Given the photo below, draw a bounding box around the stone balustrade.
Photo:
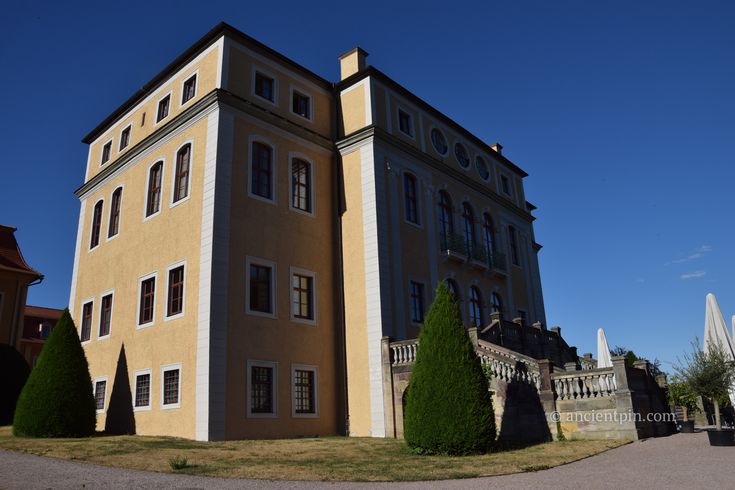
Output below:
[552,368,616,400]
[389,339,418,365]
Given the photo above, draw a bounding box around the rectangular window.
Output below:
[501,175,511,195]
[291,158,312,213]
[251,142,273,200]
[292,90,311,119]
[508,225,520,266]
[403,174,419,224]
[254,72,275,102]
[94,380,107,411]
[292,273,314,321]
[99,293,112,337]
[108,188,122,238]
[101,141,112,165]
[181,74,197,104]
[90,201,103,249]
[249,264,272,314]
[409,281,425,323]
[81,301,93,341]
[134,372,151,408]
[156,94,170,122]
[250,364,275,414]
[167,265,184,317]
[293,367,316,415]
[173,145,191,203]
[139,276,155,325]
[146,162,163,217]
[119,126,131,151]
[162,368,180,406]
[398,109,414,136]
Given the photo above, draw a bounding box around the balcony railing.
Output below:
[440,233,467,260]
[490,251,507,272]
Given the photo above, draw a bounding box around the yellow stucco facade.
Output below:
[71,22,547,440]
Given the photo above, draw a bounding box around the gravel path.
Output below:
[0,432,732,489]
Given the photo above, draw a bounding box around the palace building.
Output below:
[70,22,550,441]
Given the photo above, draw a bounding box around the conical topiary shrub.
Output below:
[13,309,96,437]
[403,282,496,454]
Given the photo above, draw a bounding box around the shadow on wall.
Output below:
[104,344,136,435]
[498,362,551,446]
[0,344,30,425]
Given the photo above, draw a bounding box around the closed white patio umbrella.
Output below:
[703,293,735,406]
[597,328,613,368]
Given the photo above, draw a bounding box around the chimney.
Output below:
[490,142,503,155]
[338,47,369,80]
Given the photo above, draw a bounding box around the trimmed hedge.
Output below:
[0,344,30,425]
[13,309,96,437]
[403,282,496,455]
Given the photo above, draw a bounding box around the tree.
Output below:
[667,378,699,422]
[403,282,496,455]
[675,339,735,431]
[13,309,96,437]
[610,346,638,368]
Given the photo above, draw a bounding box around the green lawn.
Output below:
[0,426,626,481]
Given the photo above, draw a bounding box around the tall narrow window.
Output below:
[483,213,495,261]
[501,175,511,195]
[491,292,503,314]
[139,276,155,325]
[135,373,151,408]
[398,109,413,136]
[508,225,520,266]
[294,368,316,414]
[249,264,272,314]
[292,273,314,321]
[162,368,180,406]
[438,190,453,248]
[90,200,103,249]
[251,142,273,200]
[81,301,93,341]
[119,126,131,151]
[254,72,275,102]
[94,380,107,411]
[403,174,419,224]
[101,141,112,165]
[167,265,185,317]
[291,158,312,212]
[182,74,197,104]
[99,293,113,337]
[156,94,170,122]
[108,188,122,238]
[250,365,274,414]
[292,90,311,119]
[173,145,191,203]
[409,281,425,323]
[445,279,460,303]
[146,161,163,217]
[462,202,475,254]
[469,286,483,327]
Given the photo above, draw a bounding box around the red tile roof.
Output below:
[0,225,42,278]
[24,305,64,320]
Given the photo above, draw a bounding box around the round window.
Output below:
[430,128,448,155]
[454,143,470,169]
[476,156,490,180]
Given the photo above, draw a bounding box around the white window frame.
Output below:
[245,256,277,319]
[401,171,422,229]
[252,66,278,107]
[397,107,415,139]
[179,70,199,107]
[247,135,277,205]
[106,184,124,242]
[93,376,109,414]
[170,140,194,208]
[97,289,114,340]
[164,260,186,321]
[133,368,153,412]
[246,360,278,418]
[88,198,105,252]
[100,138,113,166]
[289,85,313,122]
[118,123,132,152]
[288,152,315,217]
[143,158,166,221]
[160,363,182,409]
[155,91,173,125]
[136,271,158,329]
[289,267,317,326]
[79,297,94,344]
[291,364,319,418]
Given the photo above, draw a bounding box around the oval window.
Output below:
[454,143,470,169]
[430,128,448,155]
[476,156,490,180]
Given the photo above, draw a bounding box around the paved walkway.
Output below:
[0,432,732,489]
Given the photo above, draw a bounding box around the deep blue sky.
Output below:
[2,1,733,368]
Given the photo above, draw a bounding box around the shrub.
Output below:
[667,379,699,422]
[403,282,496,455]
[13,309,96,437]
[169,455,189,470]
[0,344,30,425]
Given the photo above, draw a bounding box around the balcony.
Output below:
[439,233,467,262]
[468,244,489,270]
[490,251,508,274]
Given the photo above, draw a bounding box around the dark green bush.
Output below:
[0,344,30,425]
[13,309,96,437]
[403,282,496,455]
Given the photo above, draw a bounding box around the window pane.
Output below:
[146,162,163,216]
[167,266,184,317]
[174,145,190,202]
[182,75,196,104]
[139,277,155,324]
[292,274,313,320]
[95,381,106,410]
[99,294,112,337]
[90,201,103,248]
[291,159,311,212]
[157,95,170,122]
[81,302,93,341]
[163,369,180,405]
[295,369,315,414]
[251,142,272,199]
[108,188,122,238]
[255,73,274,102]
[251,366,273,413]
[135,374,150,407]
[249,265,272,313]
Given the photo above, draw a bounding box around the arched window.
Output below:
[403,173,419,224]
[491,292,503,315]
[108,187,122,238]
[251,141,273,199]
[438,190,453,247]
[146,161,163,217]
[173,144,191,203]
[469,286,483,327]
[483,213,495,261]
[445,278,460,302]
[90,200,103,249]
[291,158,312,212]
[462,202,475,254]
